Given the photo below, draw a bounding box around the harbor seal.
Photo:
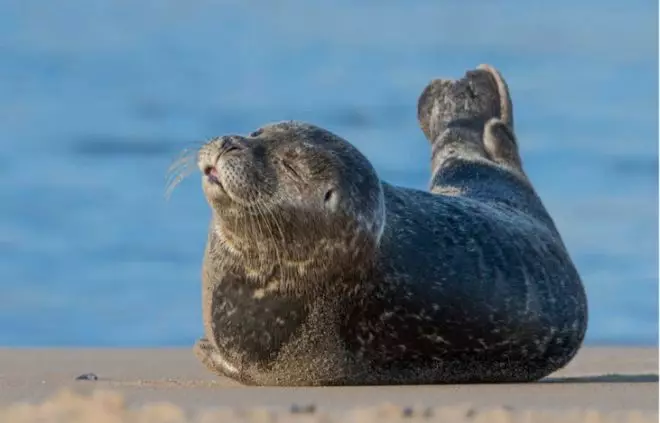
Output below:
[184,64,588,386]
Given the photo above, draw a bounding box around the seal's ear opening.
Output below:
[323,188,339,212]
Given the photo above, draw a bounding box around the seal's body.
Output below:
[190,65,588,386]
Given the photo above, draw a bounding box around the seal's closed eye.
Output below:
[281,160,302,181]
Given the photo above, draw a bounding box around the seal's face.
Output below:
[197,121,385,275]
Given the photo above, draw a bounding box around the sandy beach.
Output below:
[0,347,656,422]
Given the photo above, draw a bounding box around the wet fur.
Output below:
[189,64,588,386]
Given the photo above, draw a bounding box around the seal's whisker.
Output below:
[165,148,200,200]
[260,202,290,286]
[167,147,199,175]
[165,168,196,200]
[166,150,198,182]
[169,159,197,183]
[250,203,267,253]
[246,204,263,255]
[257,203,280,263]
[255,202,283,283]
[165,162,194,187]
[254,202,275,276]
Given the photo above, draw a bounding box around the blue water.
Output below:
[0,1,657,347]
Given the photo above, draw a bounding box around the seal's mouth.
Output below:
[203,166,222,187]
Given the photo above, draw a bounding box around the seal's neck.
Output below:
[207,214,377,294]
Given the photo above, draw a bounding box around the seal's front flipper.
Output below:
[193,337,250,384]
[193,337,224,375]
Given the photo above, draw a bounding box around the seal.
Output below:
[181,64,588,386]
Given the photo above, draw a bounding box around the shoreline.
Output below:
[0,347,657,422]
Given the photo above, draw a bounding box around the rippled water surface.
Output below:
[0,1,657,346]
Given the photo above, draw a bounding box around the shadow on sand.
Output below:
[542,374,659,384]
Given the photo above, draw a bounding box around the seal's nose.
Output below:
[198,135,247,183]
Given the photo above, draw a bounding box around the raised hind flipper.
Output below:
[417,64,530,198]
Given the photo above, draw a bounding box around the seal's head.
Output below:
[196,121,385,282]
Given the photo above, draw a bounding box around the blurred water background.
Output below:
[0,1,657,347]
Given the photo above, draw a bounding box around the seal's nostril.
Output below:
[203,166,213,175]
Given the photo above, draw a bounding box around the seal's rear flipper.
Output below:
[417,79,454,142]
[417,66,502,143]
[478,65,526,176]
[476,64,514,131]
[417,64,525,178]
[483,117,527,178]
